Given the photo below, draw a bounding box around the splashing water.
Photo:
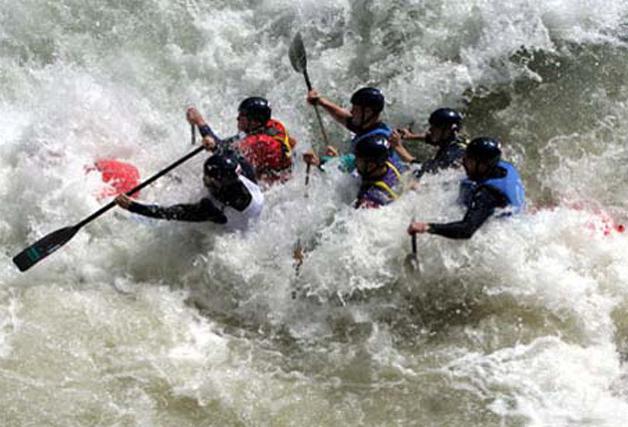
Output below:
[1,0,628,425]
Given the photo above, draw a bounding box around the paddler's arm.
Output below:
[307,90,352,128]
[186,106,218,149]
[390,130,417,163]
[303,149,355,173]
[397,128,428,142]
[407,187,500,239]
[115,194,227,224]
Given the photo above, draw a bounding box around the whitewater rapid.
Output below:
[1,0,628,425]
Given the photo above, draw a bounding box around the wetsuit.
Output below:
[127,198,229,223]
[126,175,264,231]
[415,137,467,179]
[427,161,525,239]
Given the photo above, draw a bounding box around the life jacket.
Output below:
[334,123,398,174]
[351,123,392,151]
[353,123,410,173]
[207,175,264,231]
[237,119,293,181]
[460,161,526,214]
[356,160,402,208]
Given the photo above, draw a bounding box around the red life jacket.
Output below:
[237,119,293,182]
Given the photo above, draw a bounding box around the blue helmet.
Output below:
[350,87,385,113]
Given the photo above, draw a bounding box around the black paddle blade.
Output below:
[289,32,307,72]
[404,233,419,272]
[12,225,80,272]
[411,233,417,255]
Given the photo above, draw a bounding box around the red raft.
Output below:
[532,201,625,237]
[87,159,141,199]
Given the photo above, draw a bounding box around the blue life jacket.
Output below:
[351,123,408,172]
[351,123,392,150]
[459,161,525,213]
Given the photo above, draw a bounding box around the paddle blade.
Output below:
[12,225,80,272]
[289,32,307,73]
[411,234,417,256]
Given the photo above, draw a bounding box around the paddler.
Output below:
[302,87,407,172]
[186,97,296,185]
[407,137,525,238]
[391,107,467,179]
[115,150,263,231]
[354,134,402,209]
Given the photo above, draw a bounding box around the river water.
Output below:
[1,1,628,425]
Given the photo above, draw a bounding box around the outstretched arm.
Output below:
[390,130,417,163]
[186,106,217,150]
[116,194,227,224]
[307,90,352,128]
[408,187,501,239]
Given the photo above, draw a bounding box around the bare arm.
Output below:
[390,130,417,163]
[398,128,428,142]
[307,90,352,128]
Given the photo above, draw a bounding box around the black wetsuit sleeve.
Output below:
[127,198,228,224]
[427,187,502,239]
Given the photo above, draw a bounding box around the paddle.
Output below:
[289,32,329,277]
[289,32,330,190]
[405,217,419,271]
[412,229,417,254]
[12,125,223,272]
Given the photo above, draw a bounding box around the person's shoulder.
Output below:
[374,121,392,131]
[474,183,507,207]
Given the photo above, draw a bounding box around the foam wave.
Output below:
[1,0,628,424]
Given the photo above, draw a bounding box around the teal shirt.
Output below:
[320,153,356,173]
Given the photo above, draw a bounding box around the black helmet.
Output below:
[238,96,271,123]
[466,137,501,168]
[203,152,239,181]
[429,108,463,129]
[354,135,390,165]
[350,87,385,113]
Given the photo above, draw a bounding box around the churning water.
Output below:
[1,1,628,425]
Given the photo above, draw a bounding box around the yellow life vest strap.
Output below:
[373,181,399,200]
[272,132,292,158]
[386,161,402,179]
[265,119,292,159]
[368,162,402,200]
